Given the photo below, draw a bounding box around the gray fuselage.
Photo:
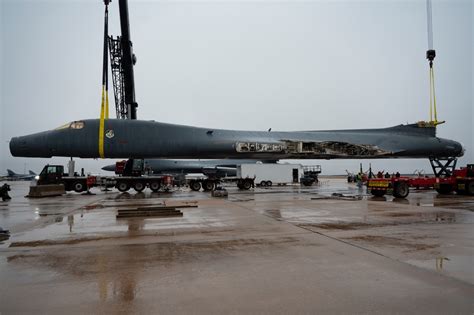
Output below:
[9,119,464,160]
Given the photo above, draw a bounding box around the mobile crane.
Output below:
[102,0,138,121]
[367,0,472,198]
[31,1,172,195]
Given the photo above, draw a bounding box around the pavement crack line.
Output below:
[234,201,390,258]
[296,225,389,258]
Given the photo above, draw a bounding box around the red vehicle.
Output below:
[408,176,437,189]
[368,164,474,198]
[434,164,474,195]
[367,177,410,198]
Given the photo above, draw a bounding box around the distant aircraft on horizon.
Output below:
[3,169,37,181]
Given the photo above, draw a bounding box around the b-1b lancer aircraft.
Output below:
[10,119,463,160]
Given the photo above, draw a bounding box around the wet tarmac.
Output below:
[0,178,473,313]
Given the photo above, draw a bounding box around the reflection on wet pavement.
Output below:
[406,255,474,282]
[5,236,302,305]
[343,235,440,252]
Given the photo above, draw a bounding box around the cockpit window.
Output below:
[55,123,71,130]
[54,121,85,130]
[70,121,84,129]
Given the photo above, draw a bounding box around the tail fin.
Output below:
[29,170,36,175]
[7,169,16,176]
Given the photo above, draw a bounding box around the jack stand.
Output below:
[429,157,457,178]
[100,180,110,192]
[68,158,76,177]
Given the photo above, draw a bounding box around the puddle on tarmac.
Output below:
[264,209,282,220]
[380,211,458,222]
[406,255,474,284]
[229,198,255,202]
[311,194,363,201]
[289,209,469,231]
[392,198,409,204]
[110,191,175,201]
[6,206,231,246]
[298,222,381,231]
[344,235,440,252]
[3,236,307,303]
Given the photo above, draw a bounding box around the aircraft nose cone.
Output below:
[447,140,464,157]
[10,134,52,158]
[9,137,25,157]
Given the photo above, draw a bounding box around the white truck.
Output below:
[237,163,304,187]
[188,163,321,191]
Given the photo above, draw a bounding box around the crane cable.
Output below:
[99,1,111,158]
[429,63,437,123]
[426,0,443,126]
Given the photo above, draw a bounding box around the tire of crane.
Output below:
[265,181,272,187]
[133,181,145,192]
[260,181,267,187]
[73,181,85,193]
[242,180,252,190]
[202,180,215,191]
[436,184,453,195]
[393,181,409,198]
[116,181,130,192]
[466,181,474,196]
[371,190,386,197]
[190,181,202,192]
[149,181,161,192]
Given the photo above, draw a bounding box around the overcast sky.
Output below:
[0,0,472,175]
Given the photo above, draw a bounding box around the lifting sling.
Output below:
[99,1,111,158]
